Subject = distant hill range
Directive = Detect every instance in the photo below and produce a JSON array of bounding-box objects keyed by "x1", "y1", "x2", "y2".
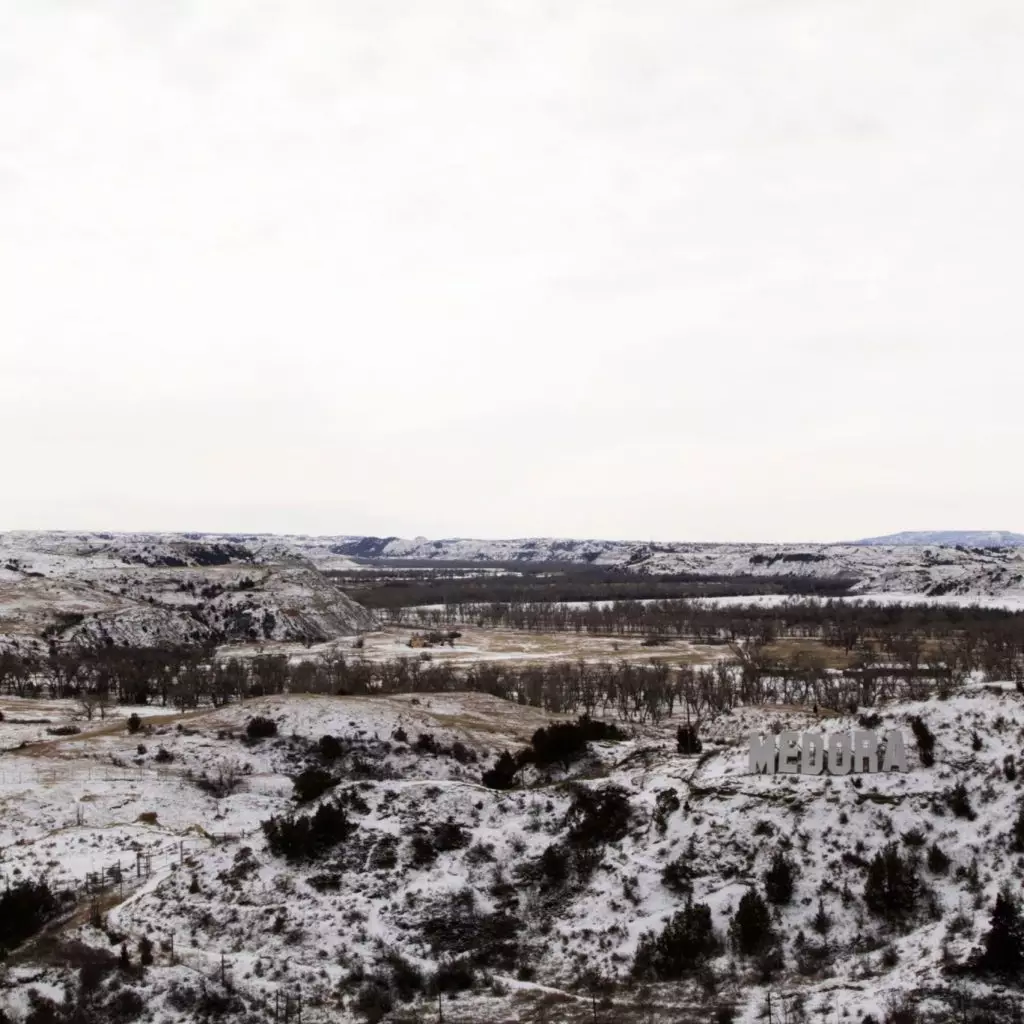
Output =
[
  {"x1": 850, "y1": 531, "x2": 1024, "y2": 547},
  {"x1": 5, "y1": 532, "x2": 1024, "y2": 629}
]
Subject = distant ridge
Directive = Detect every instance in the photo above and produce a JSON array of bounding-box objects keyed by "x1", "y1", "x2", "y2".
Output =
[{"x1": 850, "y1": 530, "x2": 1024, "y2": 547}]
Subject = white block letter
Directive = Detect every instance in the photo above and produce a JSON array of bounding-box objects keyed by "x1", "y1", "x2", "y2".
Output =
[
  {"x1": 779, "y1": 731, "x2": 801, "y2": 774},
  {"x1": 853, "y1": 730, "x2": 879, "y2": 774},
  {"x1": 882, "y1": 730, "x2": 908, "y2": 772},
  {"x1": 801, "y1": 733, "x2": 825, "y2": 776},
  {"x1": 828, "y1": 732, "x2": 852, "y2": 776},
  {"x1": 749, "y1": 734, "x2": 776, "y2": 775}
]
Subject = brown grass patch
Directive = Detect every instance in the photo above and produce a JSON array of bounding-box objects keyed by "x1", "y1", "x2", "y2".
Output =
[{"x1": 760, "y1": 638, "x2": 855, "y2": 670}]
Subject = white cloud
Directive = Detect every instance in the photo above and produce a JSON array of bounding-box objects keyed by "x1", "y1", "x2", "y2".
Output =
[{"x1": 2, "y1": 0, "x2": 1023, "y2": 540}]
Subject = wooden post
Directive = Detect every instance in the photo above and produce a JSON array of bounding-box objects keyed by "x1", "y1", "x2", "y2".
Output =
[{"x1": 437, "y1": 991, "x2": 444, "y2": 1023}]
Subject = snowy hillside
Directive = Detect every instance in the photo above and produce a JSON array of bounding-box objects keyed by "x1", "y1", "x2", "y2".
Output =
[
  {"x1": 326, "y1": 535, "x2": 1024, "y2": 599},
  {"x1": 2, "y1": 687, "x2": 1024, "y2": 1021},
  {"x1": 6, "y1": 533, "x2": 1024, "y2": 622},
  {"x1": 0, "y1": 533, "x2": 375, "y2": 649}
]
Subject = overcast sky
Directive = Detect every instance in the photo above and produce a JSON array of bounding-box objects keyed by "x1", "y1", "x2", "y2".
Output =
[{"x1": 2, "y1": 1, "x2": 1022, "y2": 542}]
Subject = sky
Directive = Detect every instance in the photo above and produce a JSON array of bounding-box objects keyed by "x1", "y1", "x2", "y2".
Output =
[{"x1": 2, "y1": 1, "x2": 1023, "y2": 543}]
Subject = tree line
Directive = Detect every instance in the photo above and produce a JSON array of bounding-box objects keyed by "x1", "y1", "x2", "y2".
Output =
[
  {"x1": 334, "y1": 567, "x2": 856, "y2": 610},
  {"x1": 3, "y1": 637, "x2": 1018, "y2": 725}
]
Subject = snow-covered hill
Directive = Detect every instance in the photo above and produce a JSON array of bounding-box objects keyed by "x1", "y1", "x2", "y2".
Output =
[
  {"x1": 851, "y1": 531, "x2": 1024, "y2": 548},
  {"x1": 6, "y1": 533, "x2": 1024, "y2": 622},
  {"x1": 2, "y1": 688, "x2": 1023, "y2": 1022},
  {"x1": 326, "y1": 535, "x2": 1024, "y2": 599},
  {"x1": 0, "y1": 533, "x2": 375, "y2": 648}
]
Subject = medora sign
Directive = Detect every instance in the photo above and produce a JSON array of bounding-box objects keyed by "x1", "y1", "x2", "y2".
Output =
[{"x1": 748, "y1": 730, "x2": 908, "y2": 775}]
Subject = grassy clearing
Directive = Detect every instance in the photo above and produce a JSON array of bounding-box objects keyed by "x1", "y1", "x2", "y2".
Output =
[
  {"x1": 360, "y1": 626, "x2": 724, "y2": 667},
  {"x1": 760, "y1": 638, "x2": 855, "y2": 670}
]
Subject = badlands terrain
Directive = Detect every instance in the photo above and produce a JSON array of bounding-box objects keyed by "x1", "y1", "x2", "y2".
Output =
[{"x1": 2, "y1": 531, "x2": 1024, "y2": 1022}]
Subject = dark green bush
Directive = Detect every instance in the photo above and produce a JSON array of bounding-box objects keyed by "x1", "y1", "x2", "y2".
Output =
[
  {"x1": 946, "y1": 780, "x2": 976, "y2": 821},
  {"x1": 565, "y1": 785, "x2": 632, "y2": 847},
  {"x1": 482, "y1": 751, "x2": 519, "y2": 790},
  {"x1": 246, "y1": 716, "x2": 277, "y2": 740},
  {"x1": 523, "y1": 717, "x2": 627, "y2": 770},
  {"x1": 864, "y1": 843, "x2": 921, "y2": 924},
  {"x1": 970, "y1": 887, "x2": 1024, "y2": 982},
  {"x1": 0, "y1": 879, "x2": 65, "y2": 954},
  {"x1": 262, "y1": 799, "x2": 355, "y2": 862},
  {"x1": 292, "y1": 767, "x2": 338, "y2": 804},
  {"x1": 927, "y1": 843, "x2": 950, "y2": 875},
  {"x1": 729, "y1": 889, "x2": 775, "y2": 956},
  {"x1": 909, "y1": 717, "x2": 935, "y2": 768},
  {"x1": 633, "y1": 898, "x2": 721, "y2": 980},
  {"x1": 763, "y1": 850, "x2": 796, "y2": 906},
  {"x1": 318, "y1": 734, "x2": 343, "y2": 761}
]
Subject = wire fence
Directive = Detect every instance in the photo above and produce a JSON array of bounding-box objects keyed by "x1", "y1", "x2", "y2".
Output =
[
  {"x1": 1, "y1": 837, "x2": 194, "y2": 897},
  {"x1": 0, "y1": 822, "x2": 256, "y2": 897},
  {"x1": 0, "y1": 763, "x2": 186, "y2": 786}
]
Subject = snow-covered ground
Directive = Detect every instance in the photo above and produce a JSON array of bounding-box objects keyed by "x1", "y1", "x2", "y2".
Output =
[{"x1": 2, "y1": 685, "x2": 1023, "y2": 1021}]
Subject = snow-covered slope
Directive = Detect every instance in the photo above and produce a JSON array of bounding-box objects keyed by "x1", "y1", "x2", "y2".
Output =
[
  {"x1": 2, "y1": 688, "x2": 1023, "y2": 1022},
  {"x1": 0, "y1": 533, "x2": 375, "y2": 647}
]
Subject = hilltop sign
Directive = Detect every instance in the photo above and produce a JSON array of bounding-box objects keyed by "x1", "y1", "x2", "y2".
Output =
[{"x1": 748, "y1": 730, "x2": 907, "y2": 775}]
